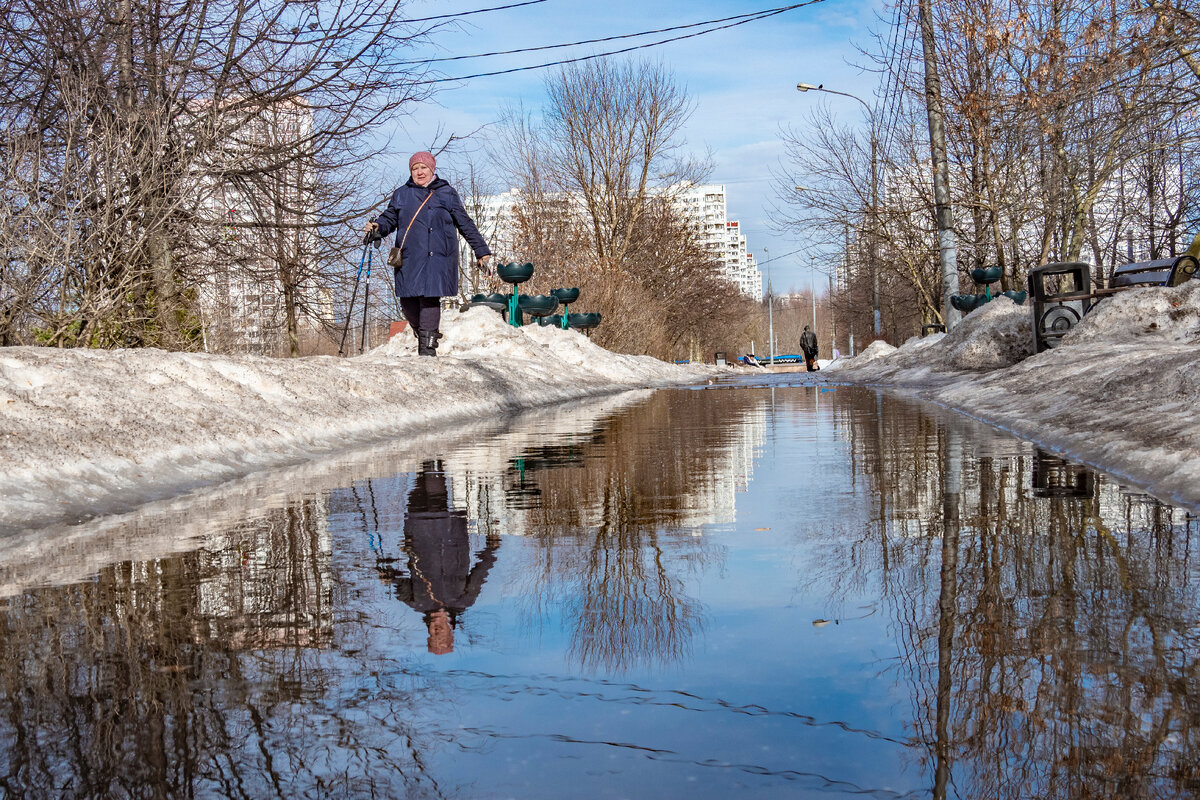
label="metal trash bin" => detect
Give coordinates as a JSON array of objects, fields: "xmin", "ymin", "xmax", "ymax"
[
  {"xmin": 1032, "ymin": 450, "xmax": 1095, "ymax": 499},
  {"xmin": 1028, "ymin": 262, "xmax": 1092, "ymax": 353},
  {"xmin": 715, "ymin": 351, "xmax": 727, "ymax": 367}
]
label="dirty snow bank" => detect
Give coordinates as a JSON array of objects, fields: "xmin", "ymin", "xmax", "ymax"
[
  {"xmin": 0, "ymin": 307, "xmax": 717, "ymax": 531},
  {"xmin": 822, "ymin": 283, "xmax": 1200, "ymax": 510}
]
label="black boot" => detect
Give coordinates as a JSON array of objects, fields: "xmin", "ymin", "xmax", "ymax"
[{"xmin": 417, "ymin": 329, "xmax": 441, "ymax": 357}]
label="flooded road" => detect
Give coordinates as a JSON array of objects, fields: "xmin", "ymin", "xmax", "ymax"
[{"xmin": 1, "ymin": 374, "xmax": 1197, "ymax": 799}]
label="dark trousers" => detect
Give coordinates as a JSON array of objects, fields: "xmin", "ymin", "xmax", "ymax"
[
  {"xmin": 400, "ymin": 296, "xmax": 441, "ymax": 332},
  {"xmin": 804, "ymin": 352, "xmax": 818, "ymax": 371}
]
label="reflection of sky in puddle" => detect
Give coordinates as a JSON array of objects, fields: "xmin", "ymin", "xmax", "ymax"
[{"xmin": 1, "ymin": 382, "xmax": 1197, "ymax": 799}]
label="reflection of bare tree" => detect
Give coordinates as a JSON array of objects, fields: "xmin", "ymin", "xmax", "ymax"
[
  {"xmin": 565, "ymin": 477, "xmax": 704, "ymax": 672},
  {"xmin": 835, "ymin": 387, "xmax": 1200, "ymax": 798},
  {"xmin": 0, "ymin": 498, "xmax": 464, "ymax": 798},
  {"xmin": 461, "ymin": 388, "xmax": 776, "ymax": 671}
]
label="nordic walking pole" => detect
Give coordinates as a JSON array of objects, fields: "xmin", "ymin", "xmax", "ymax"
[
  {"xmin": 359, "ymin": 241, "xmax": 375, "ymax": 354},
  {"xmin": 339, "ymin": 241, "xmax": 371, "ymax": 356}
]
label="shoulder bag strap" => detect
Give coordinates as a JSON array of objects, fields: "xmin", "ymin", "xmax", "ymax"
[{"xmin": 398, "ymin": 192, "xmax": 435, "ymax": 251}]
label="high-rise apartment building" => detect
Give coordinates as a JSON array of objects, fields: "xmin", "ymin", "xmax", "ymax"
[
  {"xmin": 193, "ymin": 99, "xmax": 331, "ymax": 353},
  {"xmin": 475, "ymin": 183, "xmax": 763, "ymax": 299}
]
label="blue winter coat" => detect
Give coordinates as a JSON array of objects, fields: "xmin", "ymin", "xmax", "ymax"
[{"xmin": 374, "ymin": 176, "xmax": 491, "ymax": 298}]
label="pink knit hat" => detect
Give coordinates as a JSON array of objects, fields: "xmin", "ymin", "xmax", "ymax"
[{"xmin": 409, "ymin": 151, "xmax": 436, "ymax": 172}]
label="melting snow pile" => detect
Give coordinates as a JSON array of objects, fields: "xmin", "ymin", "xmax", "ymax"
[
  {"xmin": 0, "ymin": 306, "xmax": 716, "ymax": 531},
  {"xmin": 823, "ymin": 281, "xmax": 1200, "ymax": 509},
  {"xmin": 826, "ymin": 297, "xmax": 1033, "ymax": 383}
]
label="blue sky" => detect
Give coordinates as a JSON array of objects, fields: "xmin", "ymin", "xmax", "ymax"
[{"xmin": 392, "ymin": 0, "xmax": 887, "ymax": 294}]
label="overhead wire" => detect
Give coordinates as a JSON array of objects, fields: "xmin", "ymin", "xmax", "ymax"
[
  {"xmin": 396, "ymin": 0, "xmax": 548, "ymax": 24},
  {"xmin": 875, "ymin": 0, "xmax": 917, "ymax": 163},
  {"xmin": 411, "ymin": 0, "xmax": 827, "ymax": 84},
  {"xmin": 406, "ymin": 4, "xmax": 817, "ymax": 65},
  {"xmin": 759, "ymin": 247, "xmax": 809, "ymax": 266}
]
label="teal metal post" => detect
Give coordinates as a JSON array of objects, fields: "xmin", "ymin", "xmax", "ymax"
[{"xmin": 507, "ymin": 285, "xmax": 522, "ymax": 327}]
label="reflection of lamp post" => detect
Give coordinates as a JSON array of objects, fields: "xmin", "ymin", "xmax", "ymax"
[
  {"xmin": 764, "ymin": 247, "xmax": 774, "ymax": 363},
  {"xmin": 796, "ymin": 82, "xmax": 881, "ymax": 340}
]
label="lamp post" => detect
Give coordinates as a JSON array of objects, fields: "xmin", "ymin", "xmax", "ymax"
[
  {"xmin": 796, "ymin": 82, "xmax": 882, "ymax": 341},
  {"xmin": 764, "ymin": 247, "xmax": 774, "ymax": 363},
  {"xmin": 811, "ymin": 259, "xmax": 818, "ymax": 331}
]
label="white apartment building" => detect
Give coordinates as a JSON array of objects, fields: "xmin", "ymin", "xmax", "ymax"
[
  {"xmin": 193, "ymin": 99, "xmax": 331, "ymax": 353},
  {"xmin": 723, "ymin": 220, "xmax": 762, "ymax": 298},
  {"xmin": 476, "ymin": 183, "xmax": 763, "ymax": 299}
]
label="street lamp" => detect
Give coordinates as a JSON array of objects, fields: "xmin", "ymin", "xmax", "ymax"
[
  {"xmin": 796, "ymin": 82, "xmax": 882, "ymax": 341},
  {"xmin": 811, "ymin": 259, "xmax": 818, "ymax": 331},
  {"xmin": 764, "ymin": 247, "xmax": 774, "ymax": 363}
]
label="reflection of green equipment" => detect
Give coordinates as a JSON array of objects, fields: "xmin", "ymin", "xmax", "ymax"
[
  {"xmin": 550, "ymin": 287, "xmax": 580, "ymax": 329},
  {"xmin": 497, "ymin": 262, "xmax": 534, "ymax": 326}
]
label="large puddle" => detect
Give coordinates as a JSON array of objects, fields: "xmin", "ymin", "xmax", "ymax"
[{"xmin": 1, "ymin": 375, "xmax": 1197, "ymax": 798}]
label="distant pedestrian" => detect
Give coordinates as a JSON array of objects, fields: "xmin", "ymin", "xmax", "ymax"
[
  {"xmin": 800, "ymin": 325, "xmax": 819, "ymax": 372},
  {"xmin": 364, "ymin": 151, "xmax": 492, "ymax": 356}
]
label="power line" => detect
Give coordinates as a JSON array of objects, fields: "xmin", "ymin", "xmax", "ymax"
[
  {"xmin": 397, "ymin": 0, "xmax": 548, "ymax": 24},
  {"xmin": 407, "ymin": 4, "xmax": 815, "ymax": 65},
  {"xmin": 758, "ymin": 247, "xmax": 808, "ymax": 266},
  {"xmin": 412, "ymin": 0, "xmax": 827, "ymax": 85}
]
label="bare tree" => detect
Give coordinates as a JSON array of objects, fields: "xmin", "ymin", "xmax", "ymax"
[
  {"xmin": 776, "ymin": 0, "xmax": 1199, "ymax": 343},
  {"xmin": 0, "ymin": 0, "xmax": 443, "ymax": 350},
  {"xmin": 488, "ymin": 59, "xmax": 755, "ymax": 361}
]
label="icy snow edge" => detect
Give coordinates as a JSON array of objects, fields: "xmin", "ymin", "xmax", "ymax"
[
  {"xmin": 0, "ymin": 307, "xmax": 720, "ymax": 532},
  {"xmin": 822, "ymin": 285, "xmax": 1200, "ymax": 511}
]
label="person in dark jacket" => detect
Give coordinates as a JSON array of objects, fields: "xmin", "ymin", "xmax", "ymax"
[
  {"xmin": 375, "ymin": 462, "xmax": 501, "ymax": 655},
  {"xmin": 364, "ymin": 151, "xmax": 492, "ymax": 356},
  {"xmin": 800, "ymin": 325, "xmax": 819, "ymax": 371}
]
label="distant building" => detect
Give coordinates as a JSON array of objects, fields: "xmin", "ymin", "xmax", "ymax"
[
  {"xmin": 723, "ymin": 221, "xmax": 761, "ymax": 298},
  {"xmin": 192, "ymin": 99, "xmax": 331, "ymax": 353},
  {"xmin": 476, "ymin": 183, "xmax": 763, "ymax": 299}
]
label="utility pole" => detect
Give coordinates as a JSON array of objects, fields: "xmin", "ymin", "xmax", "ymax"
[
  {"xmin": 810, "ymin": 259, "xmax": 817, "ymax": 330},
  {"xmin": 916, "ymin": 0, "xmax": 960, "ymax": 330}
]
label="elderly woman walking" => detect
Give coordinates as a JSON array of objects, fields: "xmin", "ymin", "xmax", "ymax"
[{"xmin": 365, "ymin": 151, "xmax": 492, "ymax": 356}]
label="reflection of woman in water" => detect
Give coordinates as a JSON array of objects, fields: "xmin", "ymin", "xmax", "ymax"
[{"xmin": 376, "ymin": 462, "xmax": 500, "ymax": 654}]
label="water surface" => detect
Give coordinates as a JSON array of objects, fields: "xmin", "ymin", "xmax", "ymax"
[{"xmin": 1, "ymin": 375, "xmax": 1197, "ymax": 799}]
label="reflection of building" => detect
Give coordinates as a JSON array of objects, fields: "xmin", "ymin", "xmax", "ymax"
[
  {"xmin": 191, "ymin": 495, "xmax": 335, "ymax": 648},
  {"xmin": 445, "ymin": 391, "xmax": 767, "ymax": 535},
  {"xmin": 477, "ymin": 183, "xmax": 763, "ymax": 298}
]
